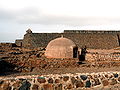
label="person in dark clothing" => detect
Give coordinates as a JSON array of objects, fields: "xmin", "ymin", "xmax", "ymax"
[{"xmin": 79, "ymin": 46, "xmax": 87, "ymax": 61}]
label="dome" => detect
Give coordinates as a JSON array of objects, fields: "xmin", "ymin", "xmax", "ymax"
[{"xmin": 45, "ymin": 37, "xmax": 78, "ymax": 58}]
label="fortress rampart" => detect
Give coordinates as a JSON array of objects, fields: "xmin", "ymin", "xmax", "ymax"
[{"xmin": 21, "ymin": 30, "xmax": 120, "ymax": 49}]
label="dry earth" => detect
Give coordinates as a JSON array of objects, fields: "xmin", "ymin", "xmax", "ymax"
[{"xmin": 0, "ymin": 43, "xmax": 120, "ymax": 77}]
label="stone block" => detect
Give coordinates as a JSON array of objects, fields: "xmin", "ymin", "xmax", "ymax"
[
  {"xmin": 118, "ymin": 77, "xmax": 120, "ymax": 82},
  {"xmin": 85, "ymin": 80, "xmax": 91, "ymax": 88},
  {"xmin": 102, "ymin": 80, "xmax": 109, "ymax": 86},
  {"xmin": 13, "ymin": 80, "xmax": 21, "ymax": 89},
  {"xmin": 71, "ymin": 77, "xmax": 77, "ymax": 84},
  {"xmin": 113, "ymin": 73, "xmax": 119, "ymax": 78},
  {"xmin": 75, "ymin": 80, "xmax": 84, "ymax": 88},
  {"xmin": 43, "ymin": 84, "xmax": 53, "ymax": 90},
  {"xmin": 63, "ymin": 76, "xmax": 69, "ymax": 82},
  {"xmin": 37, "ymin": 77, "xmax": 46, "ymax": 83},
  {"xmin": 93, "ymin": 78, "xmax": 101, "ymax": 86},
  {"xmin": 66, "ymin": 83, "xmax": 73, "ymax": 89},
  {"xmin": 55, "ymin": 79, "xmax": 60, "ymax": 83},
  {"xmin": 48, "ymin": 78, "xmax": 54, "ymax": 83},
  {"xmin": 109, "ymin": 79, "xmax": 117, "ymax": 85},
  {"xmin": 19, "ymin": 80, "xmax": 31, "ymax": 90},
  {"xmin": 0, "ymin": 82, "xmax": 11, "ymax": 90},
  {"xmin": 55, "ymin": 84, "xmax": 62, "ymax": 90},
  {"xmin": 32, "ymin": 84, "xmax": 39, "ymax": 90},
  {"xmin": 80, "ymin": 75, "xmax": 88, "ymax": 80}
]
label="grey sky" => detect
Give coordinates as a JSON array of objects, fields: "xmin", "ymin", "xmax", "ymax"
[{"xmin": 0, "ymin": 0, "xmax": 120, "ymax": 42}]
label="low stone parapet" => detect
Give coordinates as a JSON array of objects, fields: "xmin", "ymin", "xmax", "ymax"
[{"xmin": 1, "ymin": 71, "xmax": 120, "ymax": 90}]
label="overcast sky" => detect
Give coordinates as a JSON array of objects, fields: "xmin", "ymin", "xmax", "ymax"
[{"xmin": 1, "ymin": 0, "xmax": 120, "ymax": 42}]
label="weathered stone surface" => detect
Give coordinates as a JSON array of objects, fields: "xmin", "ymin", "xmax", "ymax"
[
  {"xmin": 19, "ymin": 80, "xmax": 31, "ymax": 90},
  {"xmin": 55, "ymin": 84, "xmax": 62, "ymax": 90},
  {"xmin": 48, "ymin": 78, "xmax": 54, "ymax": 83},
  {"xmin": 23, "ymin": 30, "xmax": 120, "ymax": 49},
  {"xmin": 13, "ymin": 80, "xmax": 21, "ymax": 89},
  {"xmin": 43, "ymin": 84, "xmax": 53, "ymax": 90},
  {"xmin": 110, "ymin": 79, "xmax": 117, "ymax": 85},
  {"xmin": 102, "ymin": 80, "xmax": 109, "ymax": 86},
  {"xmin": 0, "ymin": 82, "xmax": 11, "ymax": 90},
  {"xmin": 80, "ymin": 75, "xmax": 88, "ymax": 80},
  {"xmin": 85, "ymin": 80, "xmax": 91, "ymax": 88},
  {"xmin": 71, "ymin": 77, "xmax": 77, "ymax": 84},
  {"xmin": 105, "ymin": 74, "xmax": 108, "ymax": 78},
  {"xmin": 88, "ymin": 75, "xmax": 93, "ymax": 79},
  {"xmin": 55, "ymin": 79, "xmax": 60, "ymax": 83},
  {"xmin": 93, "ymin": 78, "xmax": 101, "ymax": 86},
  {"xmin": 75, "ymin": 80, "xmax": 84, "ymax": 88},
  {"xmin": 118, "ymin": 77, "xmax": 120, "ymax": 82},
  {"xmin": 113, "ymin": 73, "xmax": 118, "ymax": 78},
  {"xmin": 66, "ymin": 83, "xmax": 73, "ymax": 89},
  {"xmin": 63, "ymin": 76, "xmax": 69, "ymax": 82},
  {"xmin": 37, "ymin": 77, "xmax": 46, "ymax": 83},
  {"xmin": 32, "ymin": 84, "xmax": 39, "ymax": 90},
  {"xmin": 94, "ymin": 75, "xmax": 98, "ymax": 78}
]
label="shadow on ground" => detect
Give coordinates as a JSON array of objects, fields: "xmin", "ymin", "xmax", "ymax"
[{"xmin": 0, "ymin": 60, "xmax": 19, "ymax": 76}]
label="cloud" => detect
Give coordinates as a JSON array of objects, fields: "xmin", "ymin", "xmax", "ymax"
[
  {"xmin": 0, "ymin": 9, "xmax": 15, "ymax": 21},
  {"xmin": 0, "ymin": 6, "xmax": 120, "ymax": 27}
]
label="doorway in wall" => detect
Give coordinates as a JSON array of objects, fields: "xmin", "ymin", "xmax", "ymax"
[{"xmin": 73, "ymin": 47, "xmax": 78, "ymax": 58}]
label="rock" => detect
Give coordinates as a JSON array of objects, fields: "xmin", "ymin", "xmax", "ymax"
[
  {"xmin": 110, "ymin": 79, "xmax": 117, "ymax": 85},
  {"xmin": 63, "ymin": 76, "xmax": 69, "ymax": 82},
  {"xmin": 85, "ymin": 80, "xmax": 91, "ymax": 88},
  {"xmin": 67, "ymin": 83, "xmax": 73, "ymax": 89},
  {"xmin": 71, "ymin": 77, "xmax": 77, "ymax": 84},
  {"xmin": 93, "ymin": 78, "xmax": 101, "ymax": 86},
  {"xmin": 102, "ymin": 80, "xmax": 109, "ymax": 86},
  {"xmin": 118, "ymin": 77, "xmax": 120, "ymax": 82},
  {"xmin": 37, "ymin": 77, "xmax": 46, "ymax": 83},
  {"xmin": 88, "ymin": 75, "xmax": 93, "ymax": 79},
  {"xmin": 43, "ymin": 84, "xmax": 53, "ymax": 90},
  {"xmin": 13, "ymin": 80, "xmax": 21, "ymax": 90},
  {"xmin": 105, "ymin": 74, "xmax": 108, "ymax": 78},
  {"xmin": 32, "ymin": 84, "xmax": 39, "ymax": 90},
  {"xmin": 1, "ymin": 82, "xmax": 11, "ymax": 90},
  {"xmin": 94, "ymin": 75, "xmax": 98, "ymax": 78},
  {"xmin": 19, "ymin": 80, "xmax": 31, "ymax": 90},
  {"xmin": 58, "ymin": 84, "xmax": 62, "ymax": 90},
  {"xmin": 48, "ymin": 78, "xmax": 54, "ymax": 83},
  {"xmin": 75, "ymin": 80, "xmax": 84, "ymax": 88},
  {"xmin": 55, "ymin": 84, "xmax": 62, "ymax": 90},
  {"xmin": 80, "ymin": 75, "xmax": 88, "ymax": 80},
  {"xmin": 55, "ymin": 79, "xmax": 60, "ymax": 83},
  {"xmin": 41, "ymin": 64, "xmax": 47, "ymax": 68},
  {"xmin": 113, "ymin": 73, "xmax": 118, "ymax": 78}
]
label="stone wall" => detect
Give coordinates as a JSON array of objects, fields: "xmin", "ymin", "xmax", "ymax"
[
  {"xmin": 86, "ymin": 53, "xmax": 120, "ymax": 66},
  {"xmin": 15, "ymin": 39, "xmax": 23, "ymax": 47},
  {"xmin": 1, "ymin": 72, "xmax": 120, "ymax": 90},
  {"xmin": 64, "ymin": 30, "xmax": 120, "ymax": 34},
  {"xmin": 22, "ymin": 30, "xmax": 120, "ymax": 49}
]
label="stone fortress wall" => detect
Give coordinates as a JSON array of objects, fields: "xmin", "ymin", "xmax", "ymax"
[
  {"xmin": 1, "ymin": 71, "xmax": 120, "ymax": 90},
  {"xmin": 21, "ymin": 30, "xmax": 120, "ymax": 49}
]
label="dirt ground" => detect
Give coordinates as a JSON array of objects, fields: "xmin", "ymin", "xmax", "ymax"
[{"xmin": 0, "ymin": 44, "xmax": 120, "ymax": 77}]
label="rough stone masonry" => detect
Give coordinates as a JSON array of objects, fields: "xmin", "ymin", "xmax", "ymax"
[
  {"xmin": 18, "ymin": 30, "xmax": 120, "ymax": 49},
  {"xmin": 1, "ymin": 71, "xmax": 120, "ymax": 90}
]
